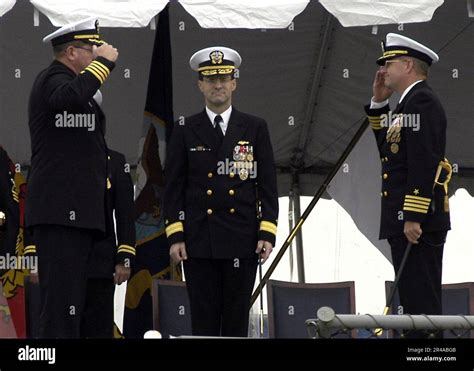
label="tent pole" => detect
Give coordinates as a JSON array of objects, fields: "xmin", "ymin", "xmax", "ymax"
[
  {"xmin": 250, "ymin": 117, "xmax": 369, "ymax": 306},
  {"xmin": 292, "ymin": 173, "xmax": 306, "ymax": 283}
]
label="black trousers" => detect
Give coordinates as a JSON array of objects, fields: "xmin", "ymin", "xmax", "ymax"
[
  {"xmin": 184, "ymin": 257, "xmax": 258, "ymax": 337},
  {"xmin": 80, "ymin": 278, "xmax": 115, "ymax": 338},
  {"xmin": 33, "ymin": 225, "xmax": 115, "ymax": 338},
  {"xmin": 388, "ymin": 231, "xmax": 446, "ymax": 338}
]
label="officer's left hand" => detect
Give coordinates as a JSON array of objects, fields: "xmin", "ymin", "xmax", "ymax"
[
  {"xmin": 404, "ymin": 221, "xmax": 422, "ymax": 244},
  {"xmin": 114, "ymin": 263, "xmax": 131, "ymax": 285},
  {"xmin": 256, "ymin": 240, "xmax": 273, "ymax": 264}
]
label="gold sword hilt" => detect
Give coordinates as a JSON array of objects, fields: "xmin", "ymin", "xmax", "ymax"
[{"xmin": 374, "ymin": 306, "xmax": 390, "ymax": 336}]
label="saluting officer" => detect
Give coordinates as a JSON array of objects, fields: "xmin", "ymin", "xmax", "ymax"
[
  {"xmin": 26, "ymin": 17, "xmax": 118, "ymax": 338},
  {"xmin": 365, "ymin": 34, "xmax": 451, "ymax": 336},
  {"xmin": 164, "ymin": 46, "xmax": 279, "ymax": 337},
  {"xmin": 82, "ymin": 149, "xmax": 136, "ymax": 338}
]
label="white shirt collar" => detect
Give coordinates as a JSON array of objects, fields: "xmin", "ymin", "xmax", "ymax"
[
  {"xmin": 206, "ymin": 105, "xmax": 232, "ymax": 126},
  {"xmin": 205, "ymin": 105, "xmax": 232, "ymax": 135},
  {"xmin": 399, "ymin": 80, "xmax": 424, "ymax": 103}
]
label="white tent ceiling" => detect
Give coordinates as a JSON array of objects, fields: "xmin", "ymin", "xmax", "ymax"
[
  {"xmin": 1, "ymin": 0, "xmax": 446, "ymax": 28},
  {"xmin": 0, "ymin": 0, "xmax": 16, "ymax": 17},
  {"xmin": 319, "ymin": 0, "xmax": 444, "ymax": 27},
  {"xmin": 8, "ymin": 0, "xmax": 311, "ymax": 28}
]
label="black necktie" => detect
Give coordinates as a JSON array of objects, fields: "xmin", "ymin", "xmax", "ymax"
[{"xmin": 214, "ymin": 115, "xmax": 224, "ymax": 144}]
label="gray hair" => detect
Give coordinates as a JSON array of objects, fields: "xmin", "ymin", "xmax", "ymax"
[{"xmin": 410, "ymin": 57, "xmax": 430, "ymax": 77}]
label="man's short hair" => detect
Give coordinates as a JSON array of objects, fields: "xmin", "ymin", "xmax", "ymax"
[
  {"xmin": 411, "ymin": 57, "xmax": 430, "ymax": 77},
  {"xmin": 52, "ymin": 40, "xmax": 88, "ymax": 57}
]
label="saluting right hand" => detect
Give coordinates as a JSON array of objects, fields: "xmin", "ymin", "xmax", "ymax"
[
  {"xmin": 93, "ymin": 43, "xmax": 119, "ymax": 62},
  {"xmin": 170, "ymin": 242, "xmax": 187, "ymax": 265},
  {"xmin": 372, "ymin": 68, "xmax": 393, "ymax": 102}
]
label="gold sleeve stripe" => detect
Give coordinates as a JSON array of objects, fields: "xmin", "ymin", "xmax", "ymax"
[
  {"xmin": 260, "ymin": 221, "xmax": 277, "ymax": 235},
  {"xmin": 24, "ymin": 245, "xmax": 37, "ymax": 254},
  {"xmin": 367, "ymin": 116, "xmax": 383, "ymax": 120},
  {"xmin": 405, "ymin": 195, "xmax": 431, "ymax": 203},
  {"xmin": 403, "ymin": 206, "xmax": 428, "ymax": 214},
  {"xmin": 118, "ymin": 244, "xmax": 136, "ymax": 256},
  {"xmin": 87, "ymin": 64, "xmax": 107, "ymax": 81},
  {"xmin": 91, "ymin": 61, "xmax": 110, "ymax": 75},
  {"xmin": 166, "ymin": 225, "xmax": 183, "ymax": 234},
  {"xmin": 403, "ymin": 202, "xmax": 429, "ymax": 210},
  {"xmin": 368, "ymin": 117, "xmax": 383, "ymax": 129},
  {"xmin": 87, "ymin": 63, "xmax": 107, "ymax": 79},
  {"xmin": 82, "ymin": 67, "xmax": 104, "ymax": 83},
  {"xmin": 165, "ymin": 222, "xmax": 184, "ymax": 238},
  {"xmin": 404, "ymin": 199, "xmax": 430, "ymax": 207},
  {"xmin": 86, "ymin": 67, "xmax": 106, "ymax": 84}
]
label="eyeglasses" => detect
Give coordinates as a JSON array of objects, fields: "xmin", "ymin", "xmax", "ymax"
[
  {"xmin": 73, "ymin": 46, "xmax": 93, "ymax": 53},
  {"xmin": 384, "ymin": 59, "xmax": 408, "ymax": 67}
]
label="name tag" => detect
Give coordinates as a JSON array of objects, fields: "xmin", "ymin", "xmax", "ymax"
[{"xmin": 189, "ymin": 146, "xmax": 211, "ymax": 152}]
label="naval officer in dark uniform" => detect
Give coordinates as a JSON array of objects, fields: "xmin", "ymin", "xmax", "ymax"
[
  {"xmin": 365, "ymin": 34, "xmax": 451, "ymax": 336},
  {"xmin": 26, "ymin": 17, "xmax": 119, "ymax": 338},
  {"xmin": 164, "ymin": 46, "xmax": 279, "ymax": 337},
  {"xmin": 81, "ymin": 149, "xmax": 136, "ymax": 338}
]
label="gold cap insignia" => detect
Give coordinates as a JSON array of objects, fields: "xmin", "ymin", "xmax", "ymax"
[{"xmin": 210, "ymin": 50, "xmax": 224, "ymax": 65}]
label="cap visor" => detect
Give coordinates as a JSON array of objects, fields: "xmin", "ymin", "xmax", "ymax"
[{"xmin": 376, "ymin": 56, "xmax": 393, "ymax": 66}]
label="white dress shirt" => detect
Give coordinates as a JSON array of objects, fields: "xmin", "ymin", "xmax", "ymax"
[{"xmin": 206, "ymin": 105, "xmax": 232, "ymax": 135}]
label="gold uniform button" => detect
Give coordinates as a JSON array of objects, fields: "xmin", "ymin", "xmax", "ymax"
[
  {"xmin": 383, "ymin": 191, "xmax": 388, "ymax": 197},
  {"xmin": 207, "ymin": 209, "xmax": 213, "ymax": 215},
  {"xmin": 384, "ymin": 157, "xmax": 388, "ymax": 162},
  {"xmin": 229, "ymin": 172, "xmax": 235, "ymax": 179},
  {"xmin": 383, "ymin": 173, "xmax": 388, "ymax": 180},
  {"xmin": 229, "ymin": 208, "xmax": 235, "ymax": 214},
  {"xmin": 207, "ymin": 189, "xmax": 213, "ymax": 196},
  {"xmin": 229, "ymin": 189, "xmax": 235, "ymax": 196},
  {"xmin": 208, "ymin": 172, "xmax": 213, "ymax": 178}
]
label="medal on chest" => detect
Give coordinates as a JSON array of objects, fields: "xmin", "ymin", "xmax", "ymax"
[
  {"xmin": 386, "ymin": 115, "xmax": 402, "ymax": 154},
  {"xmin": 233, "ymin": 141, "xmax": 254, "ymax": 180}
]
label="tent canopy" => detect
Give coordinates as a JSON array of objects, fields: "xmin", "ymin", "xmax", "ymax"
[
  {"xmin": 0, "ymin": 0, "xmax": 472, "ymax": 197},
  {"xmin": 4, "ymin": 0, "xmax": 310, "ymax": 28}
]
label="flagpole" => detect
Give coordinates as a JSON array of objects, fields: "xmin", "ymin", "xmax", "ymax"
[{"xmin": 251, "ymin": 117, "xmax": 370, "ymax": 305}]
